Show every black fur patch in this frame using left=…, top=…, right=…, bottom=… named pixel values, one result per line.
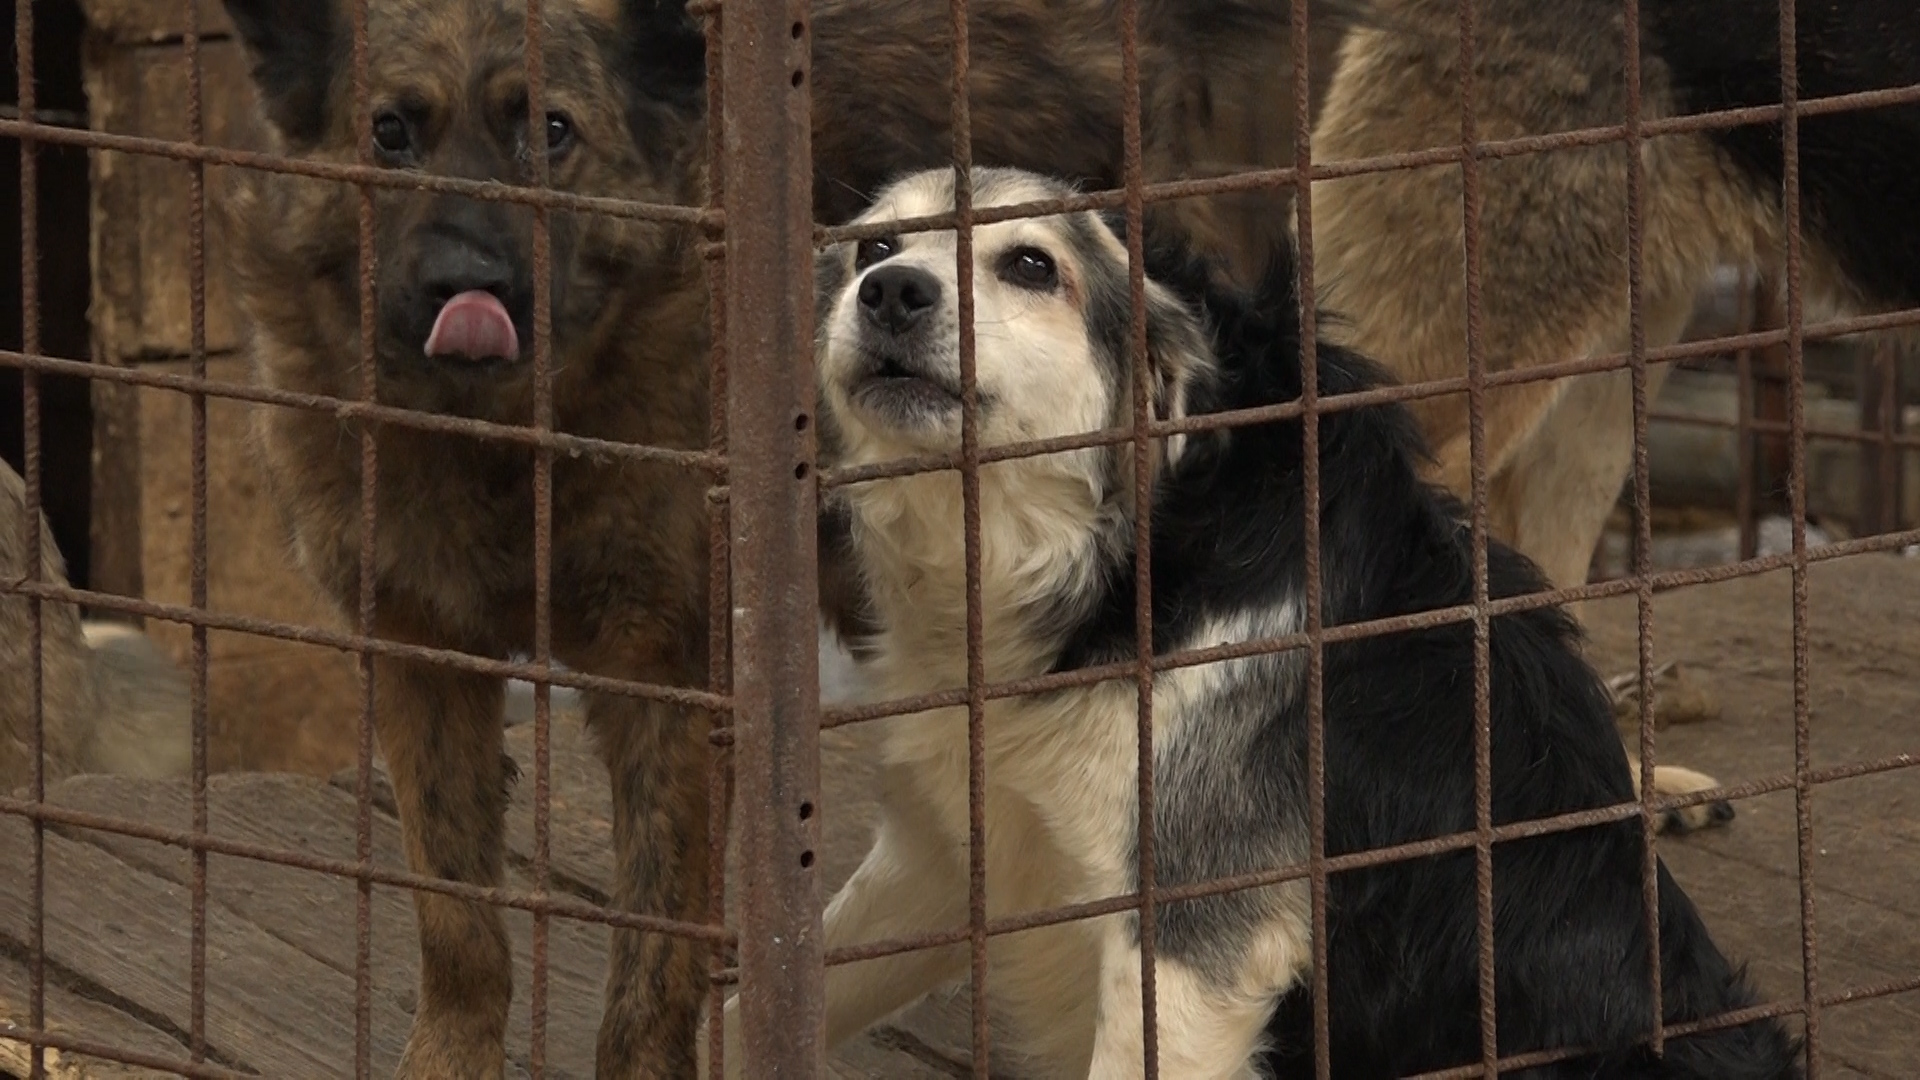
left=1650, top=0, right=1920, bottom=306
left=1050, top=224, right=1803, bottom=1077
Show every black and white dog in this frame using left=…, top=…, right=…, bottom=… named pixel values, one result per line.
left=715, top=166, right=1802, bottom=1078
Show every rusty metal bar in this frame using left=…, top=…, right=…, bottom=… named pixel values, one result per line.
left=1651, top=406, right=1920, bottom=450
left=1287, top=0, right=1333, bottom=1074
left=700, top=0, right=735, bottom=1071
left=10, top=297, right=1920, bottom=490
left=344, top=4, right=384, bottom=1078
left=803, top=78, right=1920, bottom=244
left=14, top=0, right=46, bottom=1074
left=0, top=79, right=1909, bottom=236
left=522, top=0, right=558, bottom=1071
left=182, top=0, right=213, bottom=1066
left=1450, top=0, right=1502, bottom=1069
left=1117, top=0, right=1161, bottom=1068
left=1778, top=1, right=1827, bottom=1075
left=0, top=349, right=723, bottom=468
left=1618, top=0, right=1669, bottom=1057
left=720, top=0, right=824, bottom=1066
left=811, top=303, right=1920, bottom=488
left=11, top=500, right=1920, bottom=743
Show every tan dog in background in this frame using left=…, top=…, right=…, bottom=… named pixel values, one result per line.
left=1299, top=0, right=1920, bottom=827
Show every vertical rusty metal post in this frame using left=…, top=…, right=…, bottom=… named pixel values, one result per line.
left=14, top=1, right=46, bottom=1077
left=721, top=0, right=823, bottom=1068
left=1286, top=0, right=1334, bottom=1076
left=1775, top=1, right=1827, bottom=1073
left=183, top=0, right=214, bottom=1066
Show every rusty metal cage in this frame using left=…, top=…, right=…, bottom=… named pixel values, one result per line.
left=2, top=0, right=1919, bottom=1076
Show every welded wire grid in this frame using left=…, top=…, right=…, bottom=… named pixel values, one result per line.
left=0, top=0, right=1914, bottom=1077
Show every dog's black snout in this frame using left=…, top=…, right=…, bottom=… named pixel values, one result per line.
left=858, top=266, right=941, bottom=334
left=418, top=240, right=513, bottom=305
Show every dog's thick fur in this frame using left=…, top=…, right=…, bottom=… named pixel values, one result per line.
left=217, top=0, right=1320, bottom=1074
left=1214, top=0, right=1920, bottom=829
left=779, top=167, right=1799, bottom=1078
left=1305, top=0, right=1920, bottom=616
left=1, top=460, right=192, bottom=790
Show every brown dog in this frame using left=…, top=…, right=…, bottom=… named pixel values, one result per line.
left=217, top=0, right=1306, bottom=1074
left=1297, top=0, right=1920, bottom=830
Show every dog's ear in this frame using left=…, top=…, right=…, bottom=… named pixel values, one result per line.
left=222, top=0, right=341, bottom=147
left=619, top=0, right=708, bottom=112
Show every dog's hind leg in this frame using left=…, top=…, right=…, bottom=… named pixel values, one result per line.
left=1087, top=917, right=1309, bottom=1080
left=373, top=653, right=513, bottom=1080
left=1487, top=283, right=1695, bottom=597
left=587, top=687, right=714, bottom=1079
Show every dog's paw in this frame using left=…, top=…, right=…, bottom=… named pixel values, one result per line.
left=1649, top=764, right=1734, bottom=836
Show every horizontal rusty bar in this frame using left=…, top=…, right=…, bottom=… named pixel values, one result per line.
left=0, top=795, right=733, bottom=943
left=823, top=525, right=1920, bottom=729
left=0, top=579, right=730, bottom=712
left=705, top=744, right=1918, bottom=980
left=0, top=349, right=724, bottom=475
left=1651, top=407, right=1920, bottom=451
left=814, top=82, right=1920, bottom=245
left=11, top=525, right=1909, bottom=743
left=0, top=118, right=717, bottom=227
left=821, top=306, right=1920, bottom=489
left=0, top=73, right=1905, bottom=250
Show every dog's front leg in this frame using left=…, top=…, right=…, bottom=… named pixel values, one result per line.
left=1086, top=916, right=1307, bottom=1080
left=588, top=688, right=715, bottom=1079
left=706, top=797, right=968, bottom=1078
left=374, top=654, right=513, bottom=1080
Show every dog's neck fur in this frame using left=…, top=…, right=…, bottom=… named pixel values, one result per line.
left=842, top=451, right=1128, bottom=690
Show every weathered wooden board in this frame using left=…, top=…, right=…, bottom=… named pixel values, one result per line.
left=0, top=715, right=970, bottom=1076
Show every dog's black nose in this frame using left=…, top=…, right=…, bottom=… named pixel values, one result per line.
left=418, top=241, right=514, bottom=306
left=858, top=266, right=940, bottom=334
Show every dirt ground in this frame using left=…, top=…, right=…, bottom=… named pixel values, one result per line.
left=1579, top=551, right=1920, bottom=1078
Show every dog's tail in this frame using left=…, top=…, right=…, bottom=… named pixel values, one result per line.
left=1589, top=863, right=1805, bottom=1080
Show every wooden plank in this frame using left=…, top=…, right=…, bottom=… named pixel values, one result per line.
left=0, top=947, right=185, bottom=1079
left=46, top=773, right=615, bottom=1078
left=85, top=37, right=259, bottom=363
left=0, top=806, right=383, bottom=1075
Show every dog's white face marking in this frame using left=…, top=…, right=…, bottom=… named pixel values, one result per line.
left=818, top=170, right=1133, bottom=465
left=814, top=168, right=1217, bottom=689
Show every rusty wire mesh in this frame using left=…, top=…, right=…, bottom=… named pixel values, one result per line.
left=0, top=0, right=1916, bottom=1076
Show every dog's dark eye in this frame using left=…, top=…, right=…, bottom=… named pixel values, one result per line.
left=371, top=112, right=411, bottom=157
left=542, top=111, right=575, bottom=156
left=855, top=237, right=898, bottom=270
left=1002, top=247, right=1058, bottom=291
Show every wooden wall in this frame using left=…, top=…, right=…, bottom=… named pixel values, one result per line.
left=82, top=0, right=359, bottom=776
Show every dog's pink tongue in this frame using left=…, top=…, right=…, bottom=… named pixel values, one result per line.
left=425, top=290, right=519, bottom=362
